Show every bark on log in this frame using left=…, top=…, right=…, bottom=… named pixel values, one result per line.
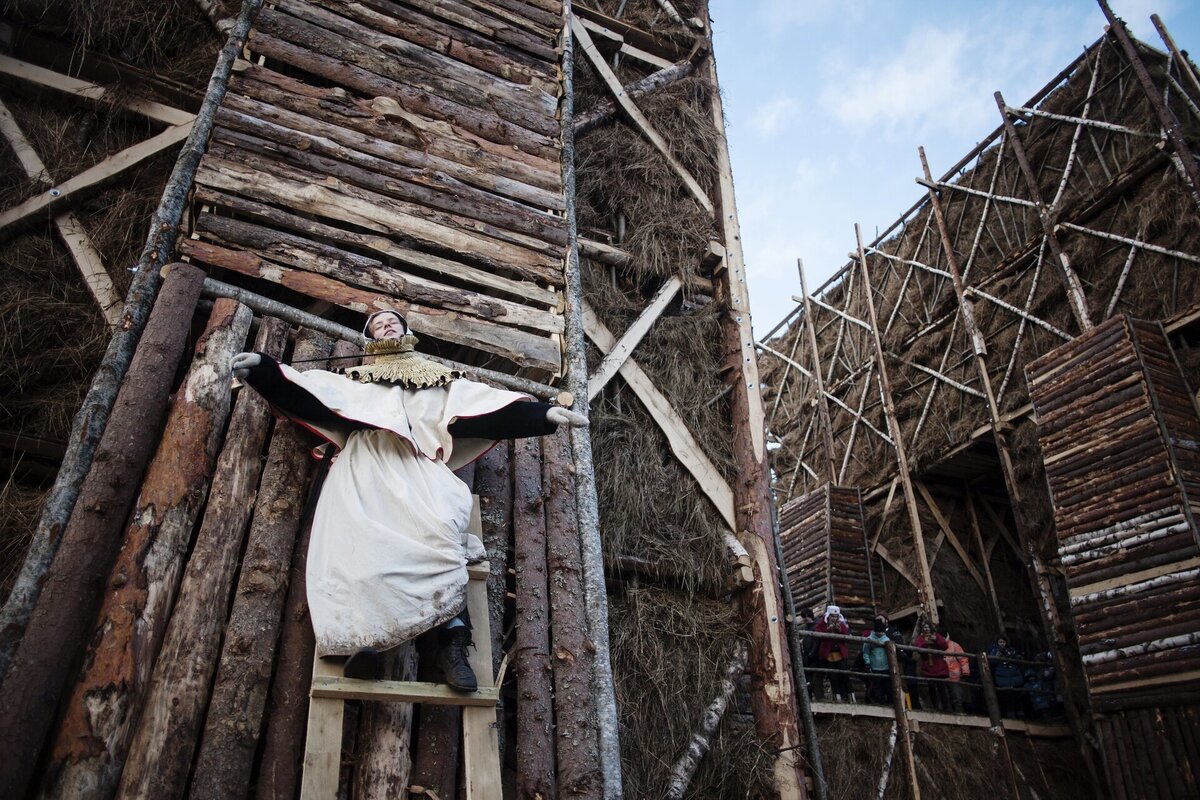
left=0, top=270, right=214, bottom=800
left=255, top=334, right=345, bottom=800
left=410, top=634, right=462, bottom=800
left=187, top=328, right=326, bottom=800
left=544, top=429, right=602, bottom=798
left=663, top=642, right=747, bottom=800
left=388, top=0, right=557, bottom=61
left=475, top=442, right=514, bottom=678
left=352, top=643, right=418, bottom=798
left=43, top=302, right=248, bottom=800
left=69, top=302, right=249, bottom=800
left=513, top=436, right=556, bottom=799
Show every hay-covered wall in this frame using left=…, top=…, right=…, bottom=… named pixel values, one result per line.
left=0, top=0, right=220, bottom=598
left=573, top=0, right=785, bottom=794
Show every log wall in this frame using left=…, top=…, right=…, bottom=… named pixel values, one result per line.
left=182, top=0, right=567, bottom=378
left=1095, top=703, right=1200, bottom=800
left=779, top=484, right=874, bottom=628
left=1028, top=315, right=1200, bottom=706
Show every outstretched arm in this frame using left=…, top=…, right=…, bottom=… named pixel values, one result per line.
left=447, top=402, right=587, bottom=440
left=233, top=352, right=345, bottom=428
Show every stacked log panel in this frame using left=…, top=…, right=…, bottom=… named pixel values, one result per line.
left=1028, top=315, right=1200, bottom=706
left=182, top=0, right=567, bottom=377
left=779, top=484, right=874, bottom=627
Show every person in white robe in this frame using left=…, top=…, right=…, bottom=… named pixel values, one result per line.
left=233, top=310, right=584, bottom=689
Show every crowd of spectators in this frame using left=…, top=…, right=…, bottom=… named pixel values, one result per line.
left=797, top=606, right=1062, bottom=719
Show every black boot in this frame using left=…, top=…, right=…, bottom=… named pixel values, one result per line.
left=344, top=647, right=381, bottom=680
left=436, top=626, right=478, bottom=693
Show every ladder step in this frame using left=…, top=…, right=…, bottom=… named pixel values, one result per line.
left=467, top=562, right=490, bottom=581
left=310, top=676, right=499, bottom=706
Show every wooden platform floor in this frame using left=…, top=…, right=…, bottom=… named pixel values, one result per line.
left=809, top=700, right=1073, bottom=737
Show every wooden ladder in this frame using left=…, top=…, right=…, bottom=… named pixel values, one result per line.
left=300, top=499, right=503, bottom=799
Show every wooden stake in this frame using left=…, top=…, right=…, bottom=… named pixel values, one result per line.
left=513, top=437, right=557, bottom=799
left=798, top=258, right=837, bottom=483
left=189, top=330, right=331, bottom=800
left=0, top=265, right=207, bottom=800
left=117, top=310, right=278, bottom=800
left=855, top=224, right=938, bottom=622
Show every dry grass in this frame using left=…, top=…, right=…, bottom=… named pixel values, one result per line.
left=0, top=477, right=47, bottom=600
left=609, top=587, right=774, bottom=799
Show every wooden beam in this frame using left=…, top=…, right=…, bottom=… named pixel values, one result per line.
left=0, top=98, right=122, bottom=324
left=0, top=55, right=194, bottom=126
left=914, top=481, right=988, bottom=594
left=461, top=510, right=504, bottom=800
left=0, top=120, right=193, bottom=238
left=578, top=17, right=675, bottom=69
left=588, top=276, right=681, bottom=399
left=874, top=542, right=919, bottom=590
left=571, top=16, right=714, bottom=216
left=310, top=677, right=499, bottom=706
left=583, top=302, right=736, bottom=531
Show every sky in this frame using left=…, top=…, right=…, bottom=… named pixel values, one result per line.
left=709, top=0, right=1200, bottom=340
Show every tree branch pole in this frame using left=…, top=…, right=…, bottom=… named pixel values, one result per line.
left=1097, top=0, right=1200, bottom=212
left=0, top=0, right=264, bottom=680
left=573, top=59, right=697, bottom=136
left=798, top=258, right=837, bottom=484
left=561, top=5, right=623, bottom=798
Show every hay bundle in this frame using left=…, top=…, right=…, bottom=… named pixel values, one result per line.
left=609, top=587, right=773, bottom=799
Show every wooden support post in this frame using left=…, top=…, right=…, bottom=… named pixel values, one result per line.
left=1100, top=1, right=1200, bottom=211
left=0, top=265, right=208, bottom=800
left=299, top=655, right=347, bottom=800
left=977, top=653, right=1022, bottom=800
left=256, top=336, right=348, bottom=800
left=514, top=438, right=557, bottom=799
left=117, top=310, right=279, bottom=800
left=707, top=25, right=804, bottom=795
left=354, top=643, right=419, bottom=796
left=798, top=259, right=837, bottom=484
left=855, top=224, right=938, bottom=622
left=993, top=93, right=1093, bottom=332
left=190, top=330, right=333, bottom=800
left=544, top=429, right=603, bottom=798
left=919, top=146, right=1099, bottom=783
left=885, top=641, right=921, bottom=800
left=964, top=489, right=1006, bottom=634
left=462, top=522, right=505, bottom=799
left=0, top=99, right=122, bottom=325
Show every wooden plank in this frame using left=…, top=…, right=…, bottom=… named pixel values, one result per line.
left=584, top=302, right=736, bottom=531
left=571, top=17, right=714, bottom=216
left=195, top=187, right=559, bottom=307
left=310, top=677, right=499, bottom=706
left=0, top=120, right=192, bottom=236
left=0, top=99, right=122, bottom=324
left=179, top=238, right=562, bottom=373
left=579, top=17, right=675, bottom=69
left=462, top=504, right=503, bottom=800
left=587, top=276, right=681, bottom=399
left=299, top=655, right=346, bottom=800
left=874, top=542, right=919, bottom=589
left=1089, top=668, right=1200, bottom=694
left=1068, top=557, right=1200, bottom=599
left=0, top=55, right=194, bottom=126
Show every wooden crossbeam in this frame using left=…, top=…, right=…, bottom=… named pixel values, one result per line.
left=584, top=302, right=736, bottom=531
left=0, top=99, right=122, bottom=324
left=0, top=56, right=194, bottom=126
left=310, top=677, right=499, bottom=706
left=579, top=17, right=674, bottom=69
left=571, top=16, right=714, bottom=216
left=914, top=481, right=988, bottom=594
left=588, top=275, right=681, bottom=399
left=0, top=121, right=193, bottom=238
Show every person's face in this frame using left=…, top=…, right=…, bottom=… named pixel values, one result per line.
left=369, top=312, right=406, bottom=340
left=921, top=624, right=933, bottom=636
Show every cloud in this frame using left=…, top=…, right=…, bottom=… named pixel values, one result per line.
left=750, top=94, right=800, bottom=136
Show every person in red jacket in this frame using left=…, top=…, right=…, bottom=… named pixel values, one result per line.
left=912, top=621, right=951, bottom=712
left=814, top=605, right=852, bottom=701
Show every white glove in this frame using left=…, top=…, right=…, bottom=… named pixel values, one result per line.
left=231, top=352, right=262, bottom=380
left=546, top=406, right=588, bottom=428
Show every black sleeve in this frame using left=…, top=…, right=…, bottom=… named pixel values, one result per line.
left=448, top=401, right=556, bottom=440
left=243, top=353, right=345, bottom=429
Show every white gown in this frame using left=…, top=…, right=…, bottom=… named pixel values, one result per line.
left=275, top=364, right=530, bottom=656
